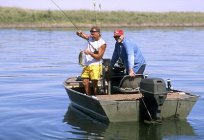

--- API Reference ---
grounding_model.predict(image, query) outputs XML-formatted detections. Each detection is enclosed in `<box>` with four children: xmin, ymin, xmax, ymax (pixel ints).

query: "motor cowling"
<box><xmin>140</xmin><ymin>78</ymin><xmax>167</xmax><ymax>120</ymax></box>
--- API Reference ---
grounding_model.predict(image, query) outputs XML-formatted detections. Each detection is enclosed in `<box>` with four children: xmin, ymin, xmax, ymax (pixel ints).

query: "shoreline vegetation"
<box><xmin>1</xmin><ymin>7</ymin><xmax>204</xmax><ymax>28</ymax></box>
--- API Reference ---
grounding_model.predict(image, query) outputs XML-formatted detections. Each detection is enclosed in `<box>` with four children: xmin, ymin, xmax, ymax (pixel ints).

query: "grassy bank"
<box><xmin>1</xmin><ymin>7</ymin><xmax>204</xmax><ymax>28</ymax></box>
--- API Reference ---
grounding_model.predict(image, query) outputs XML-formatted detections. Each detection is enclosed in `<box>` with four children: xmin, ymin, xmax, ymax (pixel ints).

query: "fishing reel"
<box><xmin>93</xmin><ymin>50</ymin><xmax>99</xmax><ymax>54</ymax></box>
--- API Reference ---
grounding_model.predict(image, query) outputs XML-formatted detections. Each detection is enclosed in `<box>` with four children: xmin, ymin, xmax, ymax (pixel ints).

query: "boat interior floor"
<box><xmin>64</xmin><ymin>77</ymin><xmax>196</xmax><ymax>101</ymax></box>
<box><xmin>94</xmin><ymin>92</ymin><xmax>193</xmax><ymax>101</ymax></box>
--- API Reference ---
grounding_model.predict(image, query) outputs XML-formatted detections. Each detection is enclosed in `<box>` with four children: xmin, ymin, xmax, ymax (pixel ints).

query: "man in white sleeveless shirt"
<box><xmin>76</xmin><ymin>26</ymin><xmax>107</xmax><ymax>95</ymax></box>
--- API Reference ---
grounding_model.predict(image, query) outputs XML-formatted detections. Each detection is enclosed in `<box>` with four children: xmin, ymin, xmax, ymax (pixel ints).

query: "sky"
<box><xmin>0</xmin><ymin>0</ymin><xmax>204</xmax><ymax>12</ymax></box>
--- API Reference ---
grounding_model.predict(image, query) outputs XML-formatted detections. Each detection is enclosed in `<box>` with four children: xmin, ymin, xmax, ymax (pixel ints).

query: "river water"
<box><xmin>0</xmin><ymin>27</ymin><xmax>204</xmax><ymax>140</ymax></box>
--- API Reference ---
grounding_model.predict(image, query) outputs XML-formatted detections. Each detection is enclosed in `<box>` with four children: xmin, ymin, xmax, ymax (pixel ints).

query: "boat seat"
<box><xmin>113</xmin><ymin>75</ymin><xmax>144</xmax><ymax>93</ymax></box>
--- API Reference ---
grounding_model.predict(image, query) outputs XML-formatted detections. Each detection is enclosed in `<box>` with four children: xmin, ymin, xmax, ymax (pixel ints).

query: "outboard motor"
<box><xmin>140</xmin><ymin>78</ymin><xmax>167</xmax><ymax>121</ymax></box>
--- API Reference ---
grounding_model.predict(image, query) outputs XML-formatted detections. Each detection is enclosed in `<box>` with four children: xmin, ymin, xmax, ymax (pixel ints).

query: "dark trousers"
<box><xmin>135</xmin><ymin>64</ymin><xmax>146</xmax><ymax>74</ymax></box>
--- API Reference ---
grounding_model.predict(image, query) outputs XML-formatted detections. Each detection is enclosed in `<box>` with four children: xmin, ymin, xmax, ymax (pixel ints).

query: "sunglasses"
<box><xmin>90</xmin><ymin>30</ymin><xmax>98</xmax><ymax>33</ymax></box>
<box><xmin>113</xmin><ymin>36</ymin><xmax>120</xmax><ymax>39</ymax></box>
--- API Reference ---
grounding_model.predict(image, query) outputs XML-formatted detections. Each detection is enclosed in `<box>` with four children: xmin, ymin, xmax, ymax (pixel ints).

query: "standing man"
<box><xmin>76</xmin><ymin>26</ymin><xmax>106</xmax><ymax>95</ymax></box>
<box><xmin>110</xmin><ymin>29</ymin><xmax>146</xmax><ymax>76</ymax></box>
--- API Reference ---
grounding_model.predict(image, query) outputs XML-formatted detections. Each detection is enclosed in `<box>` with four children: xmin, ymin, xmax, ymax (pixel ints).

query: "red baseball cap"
<box><xmin>114</xmin><ymin>29</ymin><xmax>124</xmax><ymax>37</ymax></box>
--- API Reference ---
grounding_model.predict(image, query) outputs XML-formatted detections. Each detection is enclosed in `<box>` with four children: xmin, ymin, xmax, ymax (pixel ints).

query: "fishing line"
<box><xmin>141</xmin><ymin>97</ymin><xmax>153</xmax><ymax>121</ymax></box>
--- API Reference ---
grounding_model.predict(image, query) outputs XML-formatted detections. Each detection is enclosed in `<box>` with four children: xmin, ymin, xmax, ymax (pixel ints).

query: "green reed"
<box><xmin>0</xmin><ymin>7</ymin><xmax>204</xmax><ymax>27</ymax></box>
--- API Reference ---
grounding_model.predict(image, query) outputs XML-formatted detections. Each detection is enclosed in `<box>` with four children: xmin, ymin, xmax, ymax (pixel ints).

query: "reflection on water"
<box><xmin>64</xmin><ymin>106</ymin><xmax>196</xmax><ymax>140</ymax></box>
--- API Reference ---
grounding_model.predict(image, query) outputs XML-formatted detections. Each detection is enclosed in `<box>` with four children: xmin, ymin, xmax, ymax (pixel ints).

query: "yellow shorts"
<box><xmin>81</xmin><ymin>65</ymin><xmax>102</xmax><ymax>80</ymax></box>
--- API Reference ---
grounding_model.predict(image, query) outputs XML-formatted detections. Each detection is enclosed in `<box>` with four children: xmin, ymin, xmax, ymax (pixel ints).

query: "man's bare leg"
<box><xmin>83</xmin><ymin>78</ymin><xmax>90</xmax><ymax>95</ymax></box>
<box><xmin>92</xmin><ymin>80</ymin><xmax>98</xmax><ymax>95</ymax></box>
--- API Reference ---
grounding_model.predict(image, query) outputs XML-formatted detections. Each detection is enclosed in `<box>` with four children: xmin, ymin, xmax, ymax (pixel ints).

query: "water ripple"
<box><xmin>0</xmin><ymin>28</ymin><xmax>204</xmax><ymax>140</ymax></box>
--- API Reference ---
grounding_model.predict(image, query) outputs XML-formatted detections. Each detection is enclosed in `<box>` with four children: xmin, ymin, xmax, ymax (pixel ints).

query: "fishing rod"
<box><xmin>93</xmin><ymin>0</ymin><xmax>102</xmax><ymax>28</ymax></box>
<box><xmin>50</xmin><ymin>0</ymin><xmax>79</xmax><ymax>30</ymax></box>
<box><xmin>50</xmin><ymin>0</ymin><xmax>98</xmax><ymax>53</ymax></box>
<box><xmin>93</xmin><ymin>0</ymin><xmax>97</xmax><ymax>26</ymax></box>
<box><xmin>50</xmin><ymin>0</ymin><xmax>99</xmax><ymax>67</ymax></box>
<box><xmin>98</xmin><ymin>0</ymin><xmax>102</xmax><ymax>28</ymax></box>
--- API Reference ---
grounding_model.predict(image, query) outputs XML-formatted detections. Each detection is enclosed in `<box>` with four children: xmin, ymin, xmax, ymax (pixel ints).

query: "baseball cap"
<box><xmin>114</xmin><ymin>29</ymin><xmax>124</xmax><ymax>37</ymax></box>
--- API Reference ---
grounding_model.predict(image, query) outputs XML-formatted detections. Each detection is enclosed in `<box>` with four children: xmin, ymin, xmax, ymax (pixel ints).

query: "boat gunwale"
<box><xmin>64</xmin><ymin>81</ymin><xmax>199</xmax><ymax>101</ymax></box>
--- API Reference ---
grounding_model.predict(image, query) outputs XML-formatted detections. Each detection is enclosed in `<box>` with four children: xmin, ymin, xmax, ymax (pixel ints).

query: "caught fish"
<box><xmin>78</xmin><ymin>51</ymin><xmax>84</xmax><ymax>66</ymax></box>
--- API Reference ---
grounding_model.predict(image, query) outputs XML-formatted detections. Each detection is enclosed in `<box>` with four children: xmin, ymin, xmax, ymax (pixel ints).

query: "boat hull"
<box><xmin>65</xmin><ymin>87</ymin><xmax>109</xmax><ymax>123</ymax></box>
<box><xmin>161</xmin><ymin>94</ymin><xmax>198</xmax><ymax>119</ymax></box>
<box><xmin>64</xmin><ymin>77</ymin><xmax>199</xmax><ymax>123</ymax></box>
